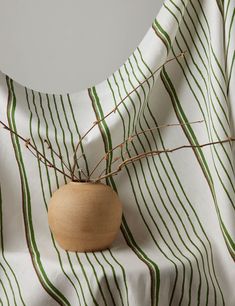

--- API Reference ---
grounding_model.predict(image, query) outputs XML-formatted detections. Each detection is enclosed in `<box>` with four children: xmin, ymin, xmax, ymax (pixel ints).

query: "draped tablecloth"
<box><xmin>0</xmin><ymin>0</ymin><xmax>235</xmax><ymax>305</ymax></box>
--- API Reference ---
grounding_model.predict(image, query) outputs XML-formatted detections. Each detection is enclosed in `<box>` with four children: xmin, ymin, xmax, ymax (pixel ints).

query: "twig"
<box><xmin>88</xmin><ymin>119</ymin><xmax>202</xmax><ymax>179</ymax></box>
<box><xmin>97</xmin><ymin>150</ymin><xmax>130</xmax><ymax>179</ymax></box>
<box><xmin>76</xmin><ymin>153</ymin><xmax>85</xmax><ymax>162</ymax></box>
<box><xmin>44</xmin><ymin>139</ymin><xmax>79</xmax><ymax>180</ymax></box>
<box><xmin>71</xmin><ymin>51</ymin><xmax>187</xmax><ymax>179</ymax></box>
<box><xmin>0</xmin><ymin>120</ymin><xmax>73</xmax><ymax>180</ymax></box>
<box><xmin>94</xmin><ymin>136</ymin><xmax>235</xmax><ymax>182</ymax></box>
<box><xmin>27</xmin><ymin>147</ymin><xmax>53</xmax><ymax>168</ymax></box>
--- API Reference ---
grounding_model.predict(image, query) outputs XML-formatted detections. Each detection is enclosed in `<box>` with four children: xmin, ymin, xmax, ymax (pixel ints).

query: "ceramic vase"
<box><xmin>48</xmin><ymin>182</ymin><xmax>122</xmax><ymax>252</ymax></box>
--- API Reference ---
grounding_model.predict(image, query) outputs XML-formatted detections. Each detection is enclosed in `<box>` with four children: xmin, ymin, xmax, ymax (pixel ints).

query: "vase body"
<box><xmin>48</xmin><ymin>182</ymin><xmax>122</xmax><ymax>252</ymax></box>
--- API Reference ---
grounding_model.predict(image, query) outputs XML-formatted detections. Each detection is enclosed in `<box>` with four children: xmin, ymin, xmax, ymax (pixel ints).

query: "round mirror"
<box><xmin>0</xmin><ymin>0</ymin><xmax>163</xmax><ymax>93</ymax></box>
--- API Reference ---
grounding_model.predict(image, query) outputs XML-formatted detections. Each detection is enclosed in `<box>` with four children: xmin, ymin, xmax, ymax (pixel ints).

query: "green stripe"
<box><xmin>59</xmin><ymin>94</ymin><xmax>107</xmax><ymax>305</ymax></box>
<box><xmin>225</xmin><ymin>0</ymin><xmax>231</xmax><ymax>21</ymax></box>
<box><xmin>101</xmin><ymin>251</ymin><xmax>125</xmax><ymax>306</ymax></box>
<box><xmin>164</xmin><ymin>0</ymin><xmax>235</xmax><ymax>210</ymax></box>
<box><xmin>67</xmin><ymin>94</ymin><xmax>90</xmax><ymax>177</ymax></box>
<box><xmin>152</xmin><ymin>19</ymin><xmax>171</xmax><ymax>51</ymax></box>
<box><xmin>224</xmin><ymin>8</ymin><xmax>235</xmax><ymax>69</ymax></box>
<box><xmin>194</xmin><ymin>0</ymin><xmax>227</xmax><ymax>82</ymax></box>
<box><xmin>161</xmin><ymin>67</ymin><xmax>228</xmax><ymax>303</ymax></box>
<box><xmin>129</xmin><ymin>51</ymin><xmax>217</xmax><ymax>305</ymax></box>
<box><xmin>174</xmin><ymin>0</ymin><xmax>231</xmax><ymax>125</ymax></box>
<box><xmin>92</xmin><ymin>252</ymin><xmax>117</xmax><ymax>305</ymax></box>
<box><xmin>161</xmin><ymin>66</ymin><xmax>234</xmax><ymax>253</ymax></box>
<box><xmin>107</xmin><ymin>79</ymin><xmax>164</xmax><ymax>306</ymax></box>
<box><xmin>0</xmin><ymin>263</ymin><xmax>16</xmax><ymax>305</ymax></box>
<box><xmin>107</xmin><ymin>249</ymin><xmax>130</xmax><ymax>306</ymax></box>
<box><xmin>89</xmin><ymin>87</ymin><xmax>129</xmax><ymax>306</ymax></box>
<box><xmin>0</xmin><ymin>278</ymin><xmax>10</xmax><ymax>306</ymax></box>
<box><xmin>52</xmin><ymin>95</ymin><xmax>72</xmax><ymax>172</ymax></box>
<box><xmin>216</xmin><ymin>0</ymin><xmax>224</xmax><ymax>15</ymax></box>
<box><xmin>158</xmin><ymin>2</ymin><xmax>235</xmax><ymax>208</ymax></box>
<box><xmin>84</xmin><ymin>253</ymin><xmax>108</xmax><ymax>306</ymax></box>
<box><xmin>75</xmin><ymin>253</ymin><xmax>99</xmax><ymax>306</ymax></box>
<box><xmin>6</xmin><ymin>77</ymin><xmax>70</xmax><ymax>305</ymax></box>
<box><xmin>165</xmin><ymin>1</ymin><xmax>231</xmax><ymax>141</ymax></box>
<box><xmin>108</xmin><ymin>72</ymin><xmax>167</xmax><ymax>301</ymax></box>
<box><xmin>0</xmin><ymin>186</ymin><xmax>25</xmax><ymax>305</ymax></box>
<box><xmin>27</xmin><ymin>90</ymin><xmax>83</xmax><ymax>305</ymax></box>
<box><xmin>136</xmin><ymin>46</ymin><xmax>225</xmax><ymax>305</ymax></box>
<box><xmin>89</xmin><ymin>87</ymin><xmax>116</xmax><ymax>187</ymax></box>
<box><xmin>122</xmin><ymin>60</ymin><xmax>207</xmax><ymax>305</ymax></box>
<box><xmin>227</xmin><ymin>51</ymin><xmax>235</xmax><ymax>92</ymax></box>
<box><xmin>46</xmin><ymin>94</ymin><xmax>67</xmax><ymax>182</ymax></box>
<box><xmin>89</xmin><ymin>85</ymin><xmax>161</xmax><ymax>305</ymax></box>
<box><xmin>39</xmin><ymin>92</ymin><xmax>99</xmax><ymax>306</ymax></box>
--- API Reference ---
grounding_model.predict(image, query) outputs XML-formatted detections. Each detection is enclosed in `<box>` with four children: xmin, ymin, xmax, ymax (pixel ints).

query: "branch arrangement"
<box><xmin>70</xmin><ymin>51</ymin><xmax>187</xmax><ymax>180</ymax></box>
<box><xmin>1</xmin><ymin>118</ymin><xmax>234</xmax><ymax>182</ymax></box>
<box><xmin>1</xmin><ymin>51</ymin><xmax>234</xmax><ymax>183</ymax></box>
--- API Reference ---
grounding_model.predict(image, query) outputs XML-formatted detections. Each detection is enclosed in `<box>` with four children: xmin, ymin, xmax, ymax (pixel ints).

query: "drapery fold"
<box><xmin>0</xmin><ymin>0</ymin><xmax>234</xmax><ymax>305</ymax></box>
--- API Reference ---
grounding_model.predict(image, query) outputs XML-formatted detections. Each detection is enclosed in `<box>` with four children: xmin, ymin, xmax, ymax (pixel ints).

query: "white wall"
<box><xmin>0</xmin><ymin>0</ymin><xmax>163</xmax><ymax>93</ymax></box>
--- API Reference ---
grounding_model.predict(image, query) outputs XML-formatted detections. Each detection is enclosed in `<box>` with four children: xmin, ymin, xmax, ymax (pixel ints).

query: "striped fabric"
<box><xmin>0</xmin><ymin>0</ymin><xmax>235</xmax><ymax>305</ymax></box>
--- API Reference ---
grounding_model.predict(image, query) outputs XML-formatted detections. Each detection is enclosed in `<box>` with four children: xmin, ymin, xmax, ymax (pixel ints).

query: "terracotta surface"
<box><xmin>48</xmin><ymin>182</ymin><xmax>123</xmax><ymax>252</ymax></box>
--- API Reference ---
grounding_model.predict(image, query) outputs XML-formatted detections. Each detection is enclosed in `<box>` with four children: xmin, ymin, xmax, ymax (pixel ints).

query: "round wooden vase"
<box><xmin>48</xmin><ymin>182</ymin><xmax>122</xmax><ymax>252</ymax></box>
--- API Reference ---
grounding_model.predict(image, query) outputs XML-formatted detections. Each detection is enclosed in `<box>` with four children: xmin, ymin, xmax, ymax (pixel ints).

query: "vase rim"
<box><xmin>69</xmin><ymin>181</ymin><xmax>102</xmax><ymax>185</ymax></box>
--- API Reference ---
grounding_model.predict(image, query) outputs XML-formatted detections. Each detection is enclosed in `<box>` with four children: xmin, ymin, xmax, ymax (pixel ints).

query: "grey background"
<box><xmin>0</xmin><ymin>0</ymin><xmax>163</xmax><ymax>94</ymax></box>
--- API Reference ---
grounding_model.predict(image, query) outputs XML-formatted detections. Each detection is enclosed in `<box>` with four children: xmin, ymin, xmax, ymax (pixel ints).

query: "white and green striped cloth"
<box><xmin>0</xmin><ymin>0</ymin><xmax>235</xmax><ymax>305</ymax></box>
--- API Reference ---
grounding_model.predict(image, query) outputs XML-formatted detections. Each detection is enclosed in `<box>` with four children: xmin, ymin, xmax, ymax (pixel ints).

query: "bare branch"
<box><xmin>44</xmin><ymin>139</ymin><xmax>79</xmax><ymax>180</ymax></box>
<box><xmin>76</xmin><ymin>153</ymin><xmax>85</xmax><ymax>162</ymax></box>
<box><xmin>94</xmin><ymin>136</ymin><xmax>235</xmax><ymax>182</ymax></box>
<box><xmin>0</xmin><ymin>120</ymin><xmax>73</xmax><ymax>180</ymax></box>
<box><xmin>88</xmin><ymin>119</ymin><xmax>203</xmax><ymax>179</ymax></box>
<box><xmin>71</xmin><ymin>51</ymin><xmax>187</xmax><ymax>179</ymax></box>
<box><xmin>97</xmin><ymin>150</ymin><xmax>130</xmax><ymax>179</ymax></box>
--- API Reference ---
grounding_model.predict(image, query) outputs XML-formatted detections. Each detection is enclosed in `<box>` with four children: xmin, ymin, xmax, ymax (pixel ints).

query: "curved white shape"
<box><xmin>0</xmin><ymin>0</ymin><xmax>163</xmax><ymax>93</ymax></box>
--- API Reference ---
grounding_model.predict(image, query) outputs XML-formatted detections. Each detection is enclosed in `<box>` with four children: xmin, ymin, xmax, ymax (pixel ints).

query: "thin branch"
<box><xmin>44</xmin><ymin>139</ymin><xmax>79</xmax><ymax>180</ymax></box>
<box><xmin>71</xmin><ymin>51</ymin><xmax>187</xmax><ymax>179</ymax></box>
<box><xmin>94</xmin><ymin>136</ymin><xmax>235</xmax><ymax>182</ymax></box>
<box><xmin>76</xmin><ymin>153</ymin><xmax>85</xmax><ymax>162</ymax></box>
<box><xmin>0</xmin><ymin>120</ymin><xmax>72</xmax><ymax>180</ymax></box>
<box><xmin>27</xmin><ymin>147</ymin><xmax>53</xmax><ymax>168</ymax></box>
<box><xmin>89</xmin><ymin>119</ymin><xmax>203</xmax><ymax>179</ymax></box>
<box><xmin>97</xmin><ymin>150</ymin><xmax>130</xmax><ymax>179</ymax></box>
